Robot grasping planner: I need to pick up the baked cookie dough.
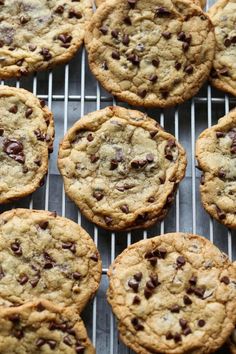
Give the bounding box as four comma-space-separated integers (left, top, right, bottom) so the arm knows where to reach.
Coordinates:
0, 0, 93, 79
0, 300, 95, 353
107, 233, 236, 354
196, 109, 236, 229
208, 0, 236, 96
58, 106, 187, 231
0, 208, 102, 312
0, 86, 54, 204
86, 0, 215, 108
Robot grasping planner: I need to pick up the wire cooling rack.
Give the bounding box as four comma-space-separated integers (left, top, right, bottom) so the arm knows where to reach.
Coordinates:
0, 1, 235, 353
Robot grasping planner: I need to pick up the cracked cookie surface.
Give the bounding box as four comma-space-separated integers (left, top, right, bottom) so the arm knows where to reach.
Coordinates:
0, 0, 93, 78
85, 0, 215, 108
208, 0, 236, 96
0, 86, 54, 204
57, 106, 187, 231
0, 208, 102, 312
196, 109, 236, 229
0, 300, 95, 353
107, 233, 236, 354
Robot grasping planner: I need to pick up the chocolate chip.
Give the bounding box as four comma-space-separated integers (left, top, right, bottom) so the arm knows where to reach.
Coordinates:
128, 279, 139, 292
133, 295, 141, 305
189, 276, 197, 286
3, 139, 25, 164
150, 130, 158, 138
9, 105, 18, 113
36, 338, 46, 347
30, 277, 40, 288
194, 287, 205, 298
198, 319, 205, 327
55, 5, 64, 14
146, 153, 154, 163
40, 48, 52, 61
68, 10, 82, 19
58, 34, 72, 44
176, 256, 186, 268
138, 89, 147, 98
85, 133, 93, 142
133, 272, 142, 282
218, 169, 226, 179
104, 216, 113, 225
120, 204, 129, 214
177, 32, 186, 41
112, 51, 120, 60
128, 0, 137, 8
170, 304, 180, 313
186, 287, 194, 295
184, 65, 193, 74
111, 29, 119, 39
183, 295, 192, 305
216, 131, 225, 139
155, 7, 171, 16
224, 38, 231, 47
73, 272, 82, 280
219, 67, 228, 76
216, 206, 226, 220
149, 274, 160, 287
162, 31, 171, 39
14, 329, 24, 339
0, 0, 5, 4
200, 175, 205, 185
110, 159, 118, 170
93, 191, 104, 201
127, 54, 140, 65
131, 317, 144, 331
175, 61, 181, 70
9, 314, 20, 323
44, 262, 53, 269
179, 319, 188, 329
144, 288, 153, 299
0, 128, 3, 136
166, 331, 173, 340
38, 221, 48, 230
18, 274, 28, 285
124, 16, 132, 25
220, 276, 230, 285
47, 340, 57, 349
29, 44, 37, 52
231, 35, 236, 43
148, 74, 158, 83
63, 336, 73, 346
148, 196, 155, 203
90, 253, 98, 262
76, 345, 85, 353
173, 333, 181, 342
0, 266, 5, 280
152, 59, 160, 67
183, 327, 192, 336
122, 34, 130, 45
10, 242, 22, 256
182, 42, 189, 51
20, 15, 29, 24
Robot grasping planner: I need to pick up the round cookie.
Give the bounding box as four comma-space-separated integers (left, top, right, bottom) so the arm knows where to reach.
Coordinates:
0, 208, 102, 312
208, 0, 236, 96
0, 0, 93, 79
196, 109, 236, 229
85, 0, 215, 108
58, 106, 187, 231
0, 86, 54, 204
107, 233, 236, 354
0, 300, 95, 353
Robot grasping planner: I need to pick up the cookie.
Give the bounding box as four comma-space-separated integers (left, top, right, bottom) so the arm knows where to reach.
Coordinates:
107, 233, 236, 354
0, 0, 93, 79
0, 86, 54, 204
85, 0, 215, 108
95, 0, 206, 9
0, 300, 95, 353
208, 0, 236, 97
0, 208, 102, 311
58, 106, 187, 231
196, 109, 236, 229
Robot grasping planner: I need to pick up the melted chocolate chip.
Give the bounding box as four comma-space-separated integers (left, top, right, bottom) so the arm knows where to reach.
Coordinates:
133, 272, 142, 282
131, 317, 144, 331
194, 287, 205, 298
138, 89, 147, 98
120, 204, 129, 214
63, 336, 73, 346
90, 154, 99, 163
150, 130, 158, 138
170, 304, 180, 313
144, 288, 153, 299
149, 74, 158, 83
183, 327, 192, 336
128, 279, 139, 292
124, 16, 132, 25
173, 333, 182, 342
122, 34, 130, 45
3, 139, 25, 164
29, 44, 37, 52
176, 256, 186, 268
100, 26, 108, 35
148, 196, 155, 203
36, 338, 46, 347
93, 191, 104, 201
18, 274, 28, 285
68, 10, 82, 19
90, 254, 98, 262
198, 319, 205, 327
216, 206, 226, 220
9, 105, 18, 113
55, 5, 64, 14
175, 61, 181, 70
133, 295, 141, 305
162, 31, 171, 39
182, 42, 189, 51
128, 0, 137, 8
183, 295, 192, 305
58, 34, 72, 44
104, 216, 113, 225
127, 54, 140, 65
152, 59, 160, 67
189, 276, 197, 286
40, 48, 52, 61
30, 277, 40, 288
155, 7, 171, 16
10, 241, 22, 256
111, 29, 119, 39
14, 329, 24, 339
87, 133, 94, 142
110, 159, 118, 170
73, 272, 82, 280
166, 331, 173, 340
38, 221, 48, 230
219, 67, 228, 76
184, 65, 193, 74
179, 319, 188, 329
220, 276, 230, 285
112, 51, 120, 60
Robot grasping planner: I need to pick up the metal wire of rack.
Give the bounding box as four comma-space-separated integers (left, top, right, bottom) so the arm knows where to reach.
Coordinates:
0, 0, 236, 353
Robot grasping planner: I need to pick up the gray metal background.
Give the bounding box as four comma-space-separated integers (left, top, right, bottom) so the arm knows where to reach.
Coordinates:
0, 0, 235, 352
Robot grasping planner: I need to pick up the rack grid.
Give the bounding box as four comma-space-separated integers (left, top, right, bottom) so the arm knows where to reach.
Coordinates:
1, 0, 236, 352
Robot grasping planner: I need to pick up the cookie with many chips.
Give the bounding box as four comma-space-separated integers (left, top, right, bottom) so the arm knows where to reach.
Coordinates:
58, 106, 187, 231
196, 109, 236, 229
86, 0, 215, 107
0, 0, 93, 78
107, 233, 236, 354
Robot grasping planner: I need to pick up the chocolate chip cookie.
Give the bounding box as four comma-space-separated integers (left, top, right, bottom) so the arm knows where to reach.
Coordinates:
196, 109, 236, 229
85, 0, 214, 108
107, 233, 236, 354
0, 86, 54, 204
0, 300, 95, 353
0, 0, 93, 79
0, 208, 102, 311
58, 106, 187, 231
208, 0, 236, 96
